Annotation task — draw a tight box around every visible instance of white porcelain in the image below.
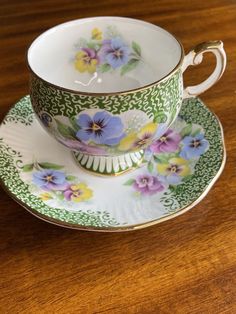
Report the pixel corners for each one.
[27,17,226,176]
[0,96,225,231]
[28,17,182,93]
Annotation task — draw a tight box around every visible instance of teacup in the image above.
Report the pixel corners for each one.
[28,17,226,176]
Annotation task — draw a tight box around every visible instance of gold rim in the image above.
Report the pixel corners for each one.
[0,107,226,232]
[27,17,185,96]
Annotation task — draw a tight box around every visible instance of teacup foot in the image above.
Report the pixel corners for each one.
[73,151,144,177]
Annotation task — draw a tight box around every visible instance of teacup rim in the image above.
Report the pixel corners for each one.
[27,16,185,96]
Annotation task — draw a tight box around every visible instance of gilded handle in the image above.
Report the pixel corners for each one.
[182,41,226,98]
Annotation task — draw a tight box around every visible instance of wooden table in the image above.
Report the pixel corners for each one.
[1,1,236,313]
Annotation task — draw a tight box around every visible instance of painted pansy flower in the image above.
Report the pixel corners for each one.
[119,122,157,152]
[180,134,209,159]
[75,48,99,73]
[64,183,93,202]
[92,28,102,40]
[76,111,124,146]
[150,129,181,153]
[133,174,165,195]
[32,169,68,191]
[157,157,191,185]
[39,192,52,201]
[74,26,141,75]
[98,38,130,68]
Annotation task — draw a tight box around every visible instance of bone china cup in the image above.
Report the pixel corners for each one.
[28,17,226,176]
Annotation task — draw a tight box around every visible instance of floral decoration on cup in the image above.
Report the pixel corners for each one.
[74,26,142,75]
[39,109,165,155]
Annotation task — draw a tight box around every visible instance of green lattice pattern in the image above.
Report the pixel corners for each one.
[30,70,182,121]
[3,95,34,126]
[161,98,224,211]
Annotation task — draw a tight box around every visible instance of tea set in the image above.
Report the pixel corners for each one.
[0,17,226,231]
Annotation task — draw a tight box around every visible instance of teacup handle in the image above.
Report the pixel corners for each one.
[182,40,226,98]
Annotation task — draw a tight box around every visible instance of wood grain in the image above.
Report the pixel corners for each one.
[0,1,236,313]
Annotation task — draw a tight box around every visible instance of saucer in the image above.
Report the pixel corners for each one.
[0,96,225,232]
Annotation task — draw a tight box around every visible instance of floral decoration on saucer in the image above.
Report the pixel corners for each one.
[0,96,225,231]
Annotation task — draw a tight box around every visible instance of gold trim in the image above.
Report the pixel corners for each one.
[193,40,224,54]
[183,40,226,98]
[0,106,226,232]
[193,40,226,82]
[27,17,185,96]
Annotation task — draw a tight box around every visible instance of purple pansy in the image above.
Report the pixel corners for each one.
[180,133,209,159]
[82,48,96,57]
[32,169,68,191]
[82,47,100,63]
[98,38,130,68]
[76,111,125,146]
[150,128,181,153]
[133,174,165,195]
[64,186,75,201]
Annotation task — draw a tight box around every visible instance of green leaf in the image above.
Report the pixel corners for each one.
[191,128,202,137]
[69,117,80,132]
[68,126,76,137]
[129,52,138,57]
[124,178,135,186]
[38,162,64,170]
[22,163,34,172]
[147,161,154,173]
[56,192,65,201]
[87,41,95,49]
[98,63,111,73]
[66,175,77,181]
[153,154,168,164]
[132,41,141,56]
[153,116,159,123]
[168,152,180,159]
[169,185,178,192]
[121,59,139,76]
[180,124,192,137]
[55,119,76,139]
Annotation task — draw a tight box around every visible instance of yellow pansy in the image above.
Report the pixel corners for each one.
[138,123,157,137]
[40,192,52,201]
[118,133,137,151]
[119,122,157,152]
[157,157,191,177]
[91,28,102,40]
[75,50,98,74]
[69,183,93,202]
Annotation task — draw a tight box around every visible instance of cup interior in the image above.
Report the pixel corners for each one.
[28,17,182,93]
